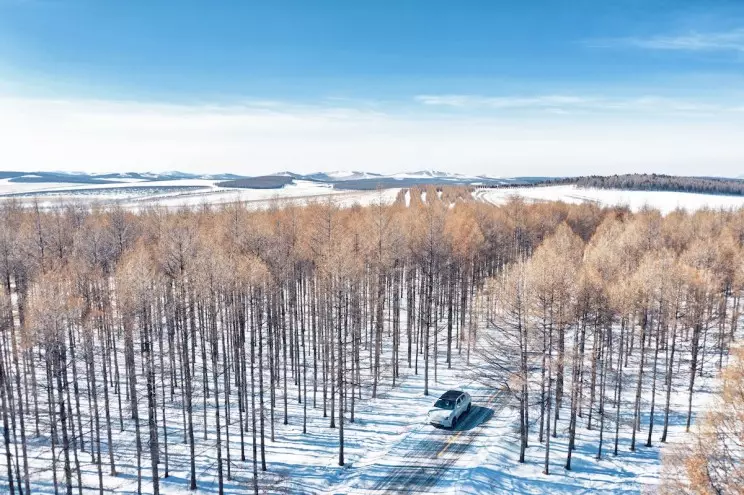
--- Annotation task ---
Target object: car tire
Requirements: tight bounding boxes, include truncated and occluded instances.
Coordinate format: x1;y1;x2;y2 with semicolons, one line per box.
451;415;457;429
466;404;471;414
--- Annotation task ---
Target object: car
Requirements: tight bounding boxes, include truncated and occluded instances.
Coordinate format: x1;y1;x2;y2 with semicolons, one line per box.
427;390;471;428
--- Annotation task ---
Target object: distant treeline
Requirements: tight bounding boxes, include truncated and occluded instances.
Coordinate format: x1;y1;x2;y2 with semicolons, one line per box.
545;174;744;196
218;175;294;189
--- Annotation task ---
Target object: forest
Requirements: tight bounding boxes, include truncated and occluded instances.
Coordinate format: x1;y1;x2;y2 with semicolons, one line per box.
0;185;742;494
541;173;744;196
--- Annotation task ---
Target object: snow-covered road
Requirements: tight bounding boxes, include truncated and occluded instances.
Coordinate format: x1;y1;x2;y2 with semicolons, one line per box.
337;387;510;494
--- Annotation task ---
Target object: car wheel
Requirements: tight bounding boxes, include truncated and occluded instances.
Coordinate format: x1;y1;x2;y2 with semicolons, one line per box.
466;404;471;414
451;415;457;429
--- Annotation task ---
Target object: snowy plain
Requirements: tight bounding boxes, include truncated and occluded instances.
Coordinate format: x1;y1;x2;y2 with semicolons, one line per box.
474;184;744;214
0;178;401;211
4;176;744;215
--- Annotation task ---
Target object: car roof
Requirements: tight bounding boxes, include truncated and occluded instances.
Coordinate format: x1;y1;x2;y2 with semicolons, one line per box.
439;390;465;400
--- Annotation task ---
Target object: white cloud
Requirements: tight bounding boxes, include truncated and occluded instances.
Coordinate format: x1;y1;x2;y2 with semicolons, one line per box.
1;95;744;178
415;94;591;109
591;29;744;53
414;94;734;114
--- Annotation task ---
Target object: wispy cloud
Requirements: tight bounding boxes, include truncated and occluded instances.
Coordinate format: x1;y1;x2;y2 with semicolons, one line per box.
589;29;744;53
415;95;591;110
414;94;737;115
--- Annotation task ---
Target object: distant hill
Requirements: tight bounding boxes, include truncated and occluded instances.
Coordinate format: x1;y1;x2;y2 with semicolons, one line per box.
4;170;741;196
221;169;546;190
9;173;115;184
0;169;556;191
218;175;295;189
305;170;384;181
0;171;251;184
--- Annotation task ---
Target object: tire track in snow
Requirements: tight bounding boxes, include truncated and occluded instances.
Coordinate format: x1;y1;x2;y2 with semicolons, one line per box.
345;388;508;494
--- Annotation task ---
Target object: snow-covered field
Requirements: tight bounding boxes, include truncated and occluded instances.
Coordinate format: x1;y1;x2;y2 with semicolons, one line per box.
4;176;744;215
0;178;401;210
475;185;744;213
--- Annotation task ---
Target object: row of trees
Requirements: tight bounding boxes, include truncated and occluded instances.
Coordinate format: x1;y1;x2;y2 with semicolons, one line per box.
0;191;543;494
544;173;744;196
481;206;744;477
0;190;741;493
661;347;744;494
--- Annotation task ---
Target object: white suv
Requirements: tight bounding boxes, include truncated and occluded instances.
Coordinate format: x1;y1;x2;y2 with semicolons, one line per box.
427;390;471;428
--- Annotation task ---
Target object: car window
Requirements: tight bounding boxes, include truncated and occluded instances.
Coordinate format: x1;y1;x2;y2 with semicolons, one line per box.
434;399;455;410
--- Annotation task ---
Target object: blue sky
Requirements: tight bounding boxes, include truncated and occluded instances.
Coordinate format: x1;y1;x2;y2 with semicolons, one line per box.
1;0;743;176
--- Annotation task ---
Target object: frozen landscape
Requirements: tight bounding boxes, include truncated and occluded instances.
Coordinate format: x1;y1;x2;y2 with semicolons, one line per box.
4;290;729;495
3;1;744;493
0;175;398;211
4;171;744;214
0;181;739;494
474;185;744;214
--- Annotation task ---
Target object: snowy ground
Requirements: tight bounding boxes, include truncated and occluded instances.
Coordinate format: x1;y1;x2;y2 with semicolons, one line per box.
1;178;737;493
0;178;400;210
12;325;497;494
456;362;720;495
474;185;744;213
4;177;744;215
3;306;729;495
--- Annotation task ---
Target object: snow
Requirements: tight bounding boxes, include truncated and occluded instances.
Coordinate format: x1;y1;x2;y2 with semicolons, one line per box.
331;317;725;495
0;178;78;195
0;177;401;211
58;178;219;190
321;171;382;181
10;307;483;494
454;365;720;495
0;176;737;493
95;177;150;183
391;170;466;180
474;185;744;214
325;170;357;179
6;174;744;217
139;180;398;211
331;187;400;208
2;299;731;494
0;178;219;196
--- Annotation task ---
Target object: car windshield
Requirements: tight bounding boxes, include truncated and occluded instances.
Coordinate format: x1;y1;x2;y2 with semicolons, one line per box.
434;399;455;410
